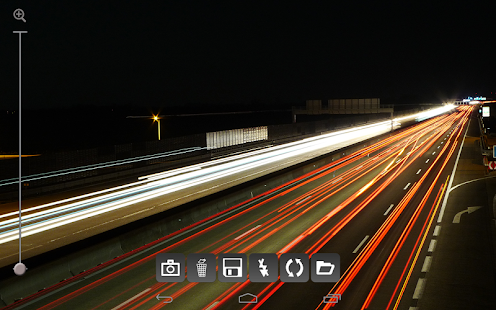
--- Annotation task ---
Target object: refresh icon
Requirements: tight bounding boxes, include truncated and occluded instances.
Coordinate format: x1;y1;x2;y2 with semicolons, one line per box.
280;254;309;282
285;258;304;277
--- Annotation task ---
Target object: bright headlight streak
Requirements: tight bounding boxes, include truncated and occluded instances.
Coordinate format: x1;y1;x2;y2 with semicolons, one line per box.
0;147;205;186
0;180;164;230
394;105;455;123
1;122;392;239
0;178;155;220
140;166;203;181
0;117;427;242
1;139;325;230
1;144;329;243
140;120;395;183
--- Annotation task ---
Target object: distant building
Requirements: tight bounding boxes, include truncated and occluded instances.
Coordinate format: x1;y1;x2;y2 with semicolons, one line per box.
292;98;393;122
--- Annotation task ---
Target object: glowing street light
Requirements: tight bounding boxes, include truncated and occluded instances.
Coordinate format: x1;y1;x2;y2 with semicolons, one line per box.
152;115;161;140
126;114;165;141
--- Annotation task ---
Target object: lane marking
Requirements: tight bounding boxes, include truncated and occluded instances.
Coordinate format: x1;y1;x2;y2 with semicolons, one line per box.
413;278;426;299
295;196;312;205
449;175;496;193
12;172;316;309
416;169;421;175
353;235;370;253
278;196;314;213
438;117;472;223
428;239;437;252
110;288;151;310
437;146;440;149
425;159;429;163
404;183;411;190
331;177;342;184
384;204;394;216
452;206;482;224
280;235;304;254
234;225;261;240
355;165;363;170
433;225;441;237
432;152;436;155
205;301;219;310
421;256;432;273
206;302;219;310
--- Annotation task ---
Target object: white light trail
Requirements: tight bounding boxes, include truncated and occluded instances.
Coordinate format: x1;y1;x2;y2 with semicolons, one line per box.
0;107;455;244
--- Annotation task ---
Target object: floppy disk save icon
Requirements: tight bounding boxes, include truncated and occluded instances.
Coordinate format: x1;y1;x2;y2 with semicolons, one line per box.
315;260;335;275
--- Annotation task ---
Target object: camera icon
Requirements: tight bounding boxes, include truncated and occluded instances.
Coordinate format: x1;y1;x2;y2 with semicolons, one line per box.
156;254;185;282
161;259;181;277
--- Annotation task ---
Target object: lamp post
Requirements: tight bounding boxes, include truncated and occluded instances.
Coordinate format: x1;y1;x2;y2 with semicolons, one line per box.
153;115;161;141
126;114;164;141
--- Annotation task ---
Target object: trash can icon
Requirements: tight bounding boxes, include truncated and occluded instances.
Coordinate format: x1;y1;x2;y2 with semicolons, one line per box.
197;258;207;277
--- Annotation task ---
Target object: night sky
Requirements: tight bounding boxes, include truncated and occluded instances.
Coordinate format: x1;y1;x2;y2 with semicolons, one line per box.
1;1;495;111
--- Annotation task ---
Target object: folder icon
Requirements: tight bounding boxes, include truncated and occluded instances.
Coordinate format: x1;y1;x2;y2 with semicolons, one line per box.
316;260;335;275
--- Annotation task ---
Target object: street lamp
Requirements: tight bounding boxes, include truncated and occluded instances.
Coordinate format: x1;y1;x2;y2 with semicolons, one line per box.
152;115;161;140
126;114;165;141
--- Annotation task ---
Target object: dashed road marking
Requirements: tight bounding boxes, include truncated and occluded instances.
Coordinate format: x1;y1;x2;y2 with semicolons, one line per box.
384;204;394;216
433;225;441;237
234;225;261;240
206;302;220;310
353;235;370;254
295;196;312;205
428;239;437;252
413;278;426;299
111;288;151;310
416;169;421;175
421;256;432;272
404;183;411;190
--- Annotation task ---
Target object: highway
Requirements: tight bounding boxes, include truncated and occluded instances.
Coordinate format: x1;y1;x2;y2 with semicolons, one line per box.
0;114;401;267
0;105;454;268
2;105;472;310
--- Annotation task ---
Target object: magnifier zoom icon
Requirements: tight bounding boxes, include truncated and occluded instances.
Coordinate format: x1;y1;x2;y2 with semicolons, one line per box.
13;9;26;23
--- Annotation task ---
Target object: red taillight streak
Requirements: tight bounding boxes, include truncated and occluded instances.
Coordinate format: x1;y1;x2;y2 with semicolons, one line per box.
361;184;442;309
303;130;436;253
384;117;468;310
197;132;421;254
322;111;469;309
321;186;418;310
210;112;466;310
388;118;468;309
191;113;462;310
90;274;155;309
28;113;463;310
219;139;417;255
389;182;446;310
201;282;248;310
322;121;466;309
231;142;416;255
115;124;425;309
248;281;285;310
126;283;177;310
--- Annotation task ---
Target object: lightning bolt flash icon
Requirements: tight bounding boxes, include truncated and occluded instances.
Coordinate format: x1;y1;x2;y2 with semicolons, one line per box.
259;258;269;277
